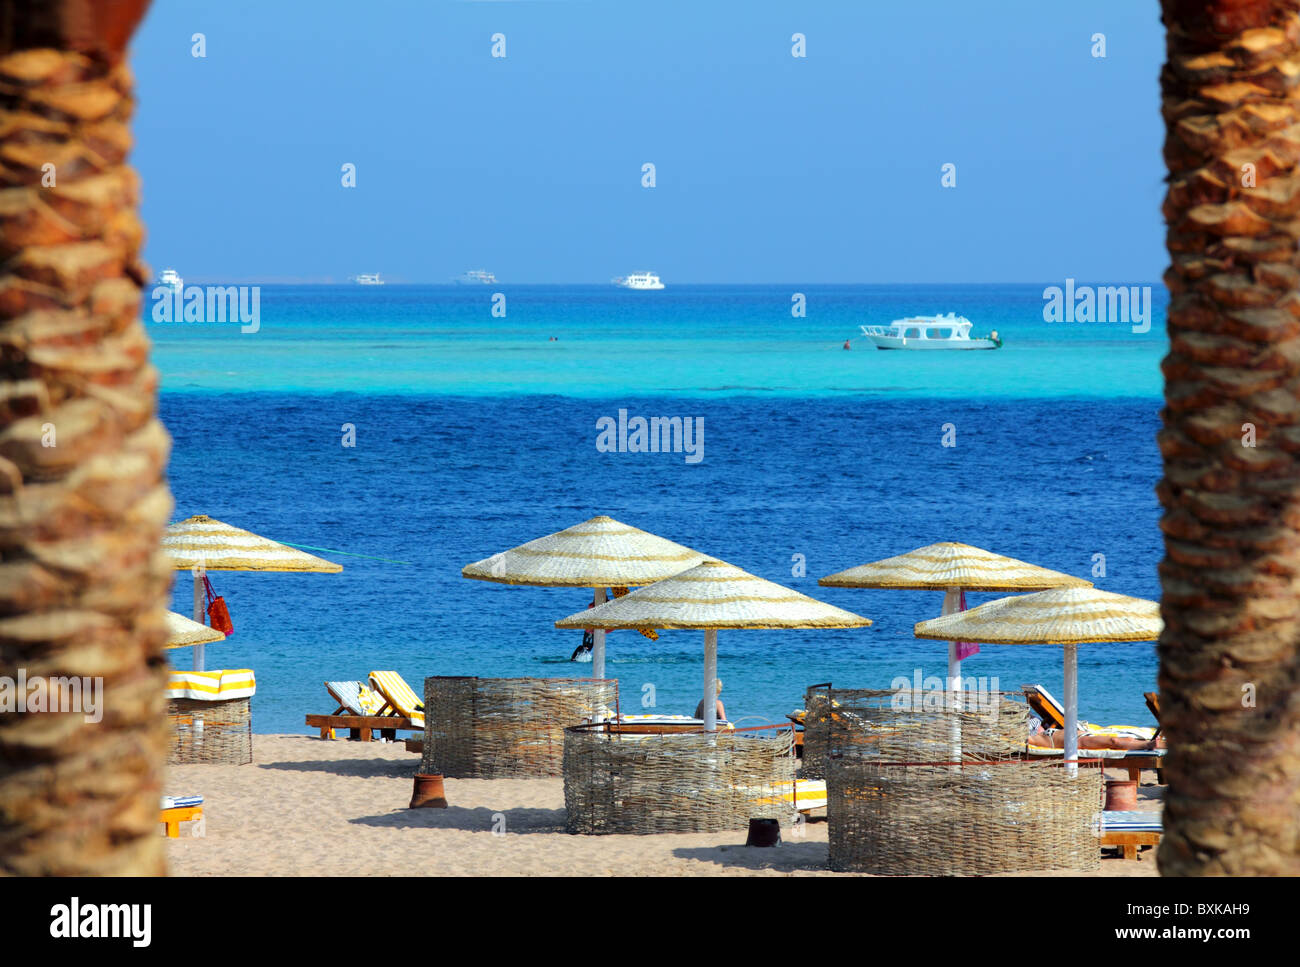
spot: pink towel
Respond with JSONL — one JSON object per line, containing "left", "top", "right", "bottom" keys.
{"left": 955, "top": 590, "right": 980, "bottom": 660}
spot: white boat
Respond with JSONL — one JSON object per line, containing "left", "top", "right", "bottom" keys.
{"left": 614, "top": 272, "right": 665, "bottom": 290}
{"left": 159, "top": 268, "right": 183, "bottom": 291}
{"left": 860, "top": 313, "right": 1001, "bottom": 350}
{"left": 354, "top": 273, "right": 384, "bottom": 285}
{"left": 455, "top": 270, "right": 497, "bottom": 284}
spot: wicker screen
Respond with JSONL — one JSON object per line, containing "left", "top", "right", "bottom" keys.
{"left": 564, "top": 726, "right": 797, "bottom": 834}
{"left": 168, "top": 697, "right": 252, "bottom": 765}
{"left": 421, "top": 676, "right": 618, "bottom": 778}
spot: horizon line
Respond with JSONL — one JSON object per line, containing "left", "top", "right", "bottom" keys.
{"left": 165, "top": 278, "right": 1167, "bottom": 287}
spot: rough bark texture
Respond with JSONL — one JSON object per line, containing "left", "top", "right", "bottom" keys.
{"left": 1159, "top": 0, "right": 1300, "bottom": 875}
{"left": 0, "top": 1, "right": 171, "bottom": 875}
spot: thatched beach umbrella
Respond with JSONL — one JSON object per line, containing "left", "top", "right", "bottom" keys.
{"left": 556, "top": 560, "right": 872, "bottom": 731}
{"left": 163, "top": 514, "right": 342, "bottom": 670}
{"left": 462, "top": 515, "right": 708, "bottom": 679}
{"left": 915, "top": 587, "right": 1162, "bottom": 774}
{"left": 164, "top": 611, "right": 226, "bottom": 650}
{"left": 820, "top": 542, "right": 1092, "bottom": 686}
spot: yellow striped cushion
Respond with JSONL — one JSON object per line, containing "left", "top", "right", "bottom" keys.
{"left": 166, "top": 669, "right": 256, "bottom": 700}
{"left": 357, "top": 685, "right": 385, "bottom": 715}
{"left": 369, "top": 671, "right": 424, "bottom": 728}
{"left": 1081, "top": 722, "right": 1156, "bottom": 740}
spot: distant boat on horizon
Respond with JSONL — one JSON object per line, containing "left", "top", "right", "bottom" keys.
{"left": 353, "top": 273, "right": 384, "bottom": 285}
{"left": 159, "top": 268, "right": 183, "bottom": 291}
{"left": 613, "top": 271, "right": 664, "bottom": 290}
{"left": 455, "top": 270, "right": 497, "bottom": 285}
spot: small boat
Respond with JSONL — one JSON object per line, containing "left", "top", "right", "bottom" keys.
{"left": 455, "top": 270, "right": 497, "bottom": 285}
{"left": 353, "top": 273, "right": 384, "bottom": 285}
{"left": 860, "top": 313, "right": 1001, "bottom": 350}
{"left": 159, "top": 268, "right": 183, "bottom": 291}
{"left": 613, "top": 272, "right": 665, "bottom": 290}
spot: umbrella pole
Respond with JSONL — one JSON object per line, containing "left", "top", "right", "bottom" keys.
{"left": 192, "top": 564, "right": 206, "bottom": 673}
{"left": 591, "top": 587, "right": 607, "bottom": 679}
{"left": 703, "top": 629, "right": 718, "bottom": 733}
{"left": 1063, "top": 642, "right": 1079, "bottom": 777}
{"left": 942, "top": 588, "right": 962, "bottom": 771}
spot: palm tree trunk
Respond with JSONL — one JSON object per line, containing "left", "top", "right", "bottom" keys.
{"left": 1159, "top": 0, "right": 1300, "bottom": 875}
{"left": 0, "top": 0, "right": 170, "bottom": 875}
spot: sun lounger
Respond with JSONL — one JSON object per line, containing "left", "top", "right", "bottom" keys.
{"left": 1026, "top": 742, "right": 1165, "bottom": 781}
{"left": 607, "top": 713, "right": 734, "bottom": 734}
{"left": 369, "top": 671, "right": 425, "bottom": 729}
{"left": 1023, "top": 684, "right": 1067, "bottom": 729}
{"left": 750, "top": 778, "right": 827, "bottom": 814}
{"left": 160, "top": 795, "right": 204, "bottom": 838}
{"left": 1144, "top": 691, "right": 1162, "bottom": 737}
{"left": 305, "top": 679, "right": 419, "bottom": 741}
{"left": 1024, "top": 684, "right": 1155, "bottom": 738}
{"left": 1100, "top": 810, "right": 1162, "bottom": 860}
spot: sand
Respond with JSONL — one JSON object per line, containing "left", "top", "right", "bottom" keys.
{"left": 163, "top": 734, "right": 1163, "bottom": 877}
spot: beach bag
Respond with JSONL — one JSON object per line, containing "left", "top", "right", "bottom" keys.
{"left": 203, "top": 575, "right": 234, "bottom": 635}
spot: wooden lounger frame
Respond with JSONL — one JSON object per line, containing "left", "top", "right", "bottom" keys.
{"left": 1022, "top": 685, "right": 1066, "bottom": 730}
{"left": 1144, "top": 691, "right": 1162, "bottom": 737}
{"left": 306, "top": 706, "right": 417, "bottom": 741}
{"left": 605, "top": 721, "right": 730, "bottom": 735}
{"left": 160, "top": 805, "right": 203, "bottom": 838}
{"left": 1101, "top": 829, "right": 1161, "bottom": 860}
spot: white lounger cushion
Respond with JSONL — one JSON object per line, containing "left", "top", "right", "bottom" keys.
{"left": 1102, "top": 810, "right": 1162, "bottom": 833}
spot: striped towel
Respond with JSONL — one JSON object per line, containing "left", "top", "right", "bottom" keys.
{"left": 161, "top": 795, "right": 204, "bottom": 810}
{"left": 746, "top": 780, "right": 827, "bottom": 811}
{"left": 325, "top": 680, "right": 386, "bottom": 716}
{"left": 1081, "top": 723, "right": 1157, "bottom": 741}
{"left": 1027, "top": 746, "right": 1166, "bottom": 759}
{"left": 166, "top": 669, "right": 256, "bottom": 701}
{"left": 325, "top": 681, "right": 365, "bottom": 715}
{"left": 1102, "top": 810, "right": 1162, "bottom": 833}
{"left": 368, "top": 671, "right": 424, "bottom": 728}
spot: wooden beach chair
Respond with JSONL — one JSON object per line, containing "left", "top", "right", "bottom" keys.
{"left": 1100, "top": 810, "right": 1162, "bottom": 860}
{"left": 1144, "top": 691, "right": 1161, "bottom": 736}
{"left": 368, "top": 671, "right": 426, "bottom": 729}
{"left": 160, "top": 795, "right": 204, "bottom": 838}
{"left": 305, "top": 680, "right": 418, "bottom": 741}
{"left": 1022, "top": 684, "right": 1067, "bottom": 730}
{"left": 1023, "top": 683, "right": 1164, "bottom": 782}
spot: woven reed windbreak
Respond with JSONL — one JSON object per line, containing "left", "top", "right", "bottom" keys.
{"left": 421, "top": 676, "right": 618, "bottom": 778}
{"left": 167, "top": 698, "right": 252, "bottom": 765}
{"left": 827, "top": 758, "right": 1104, "bottom": 875}
{"left": 817, "top": 688, "right": 1101, "bottom": 875}
{"left": 564, "top": 725, "right": 797, "bottom": 834}
{"left": 803, "top": 686, "right": 1031, "bottom": 778}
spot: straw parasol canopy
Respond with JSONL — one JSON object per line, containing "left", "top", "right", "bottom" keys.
{"left": 913, "top": 586, "right": 1160, "bottom": 646}
{"left": 163, "top": 514, "right": 342, "bottom": 671}
{"left": 819, "top": 542, "right": 1093, "bottom": 591}
{"left": 915, "top": 587, "right": 1162, "bottom": 773}
{"left": 164, "top": 610, "right": 226, "bottom": 649}
{"left": 820, "top": 542, "right": 1093, "bottom": 688}
{"left": 556, "top": 560, "right": 871, "bottom": 730}
{"left": 462, "top": 515, "right": 705, "bottom": 588}
{"left": 163, "top": 514, "right": 343, "bottom": 573}
{"left": 463, "top": 515, "right": 709, "bottom": 678}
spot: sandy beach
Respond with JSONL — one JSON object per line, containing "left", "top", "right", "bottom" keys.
{"left": 164, "top": 735, "right": 1162, "bottom": 877}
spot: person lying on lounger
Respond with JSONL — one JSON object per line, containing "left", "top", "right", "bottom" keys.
{"left": 694, "top": 677, "right": 727, "bottom": 723}
{"left": 1027, "top": 715, "right": 1165, "bottom": 752}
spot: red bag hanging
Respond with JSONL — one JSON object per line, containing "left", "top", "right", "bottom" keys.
{"left": 203, "top": 575, "right": 234, "bottom": 636}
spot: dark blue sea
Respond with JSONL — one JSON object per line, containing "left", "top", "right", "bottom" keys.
{"left": 160, "top": 370, "right": 1164, "bottom": 734}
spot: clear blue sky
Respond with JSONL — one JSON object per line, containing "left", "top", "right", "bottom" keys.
{"left": 130, "top": 1, "right": 1164, "bottom": 284}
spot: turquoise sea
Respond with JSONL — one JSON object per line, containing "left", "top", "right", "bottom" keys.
{"left": 153, "top": 283, "right": 1168, "bottom": 735}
